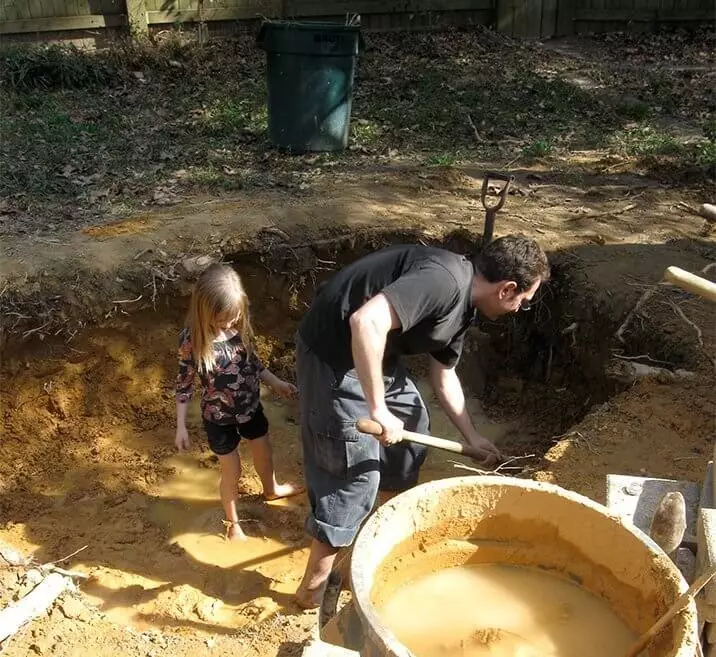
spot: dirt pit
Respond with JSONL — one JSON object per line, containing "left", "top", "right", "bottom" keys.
{"left": 1, "top": 229, "right": 715, "bottom": 657}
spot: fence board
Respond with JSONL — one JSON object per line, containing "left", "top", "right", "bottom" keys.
{"left": 541, "top": 0, "right": 558, "bottom": 36}
{"left": 2, "top": 0, "right": 713, "bottom": 40}
{"left": 574, "top": 8, "right": 715, "bottom": 20}
{"left": 0, "top": 13, "right": 127, "bottom": 33}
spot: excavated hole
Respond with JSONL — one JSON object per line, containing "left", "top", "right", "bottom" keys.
{"left": 1, "top": 228, "right": 696, "bottom": 639}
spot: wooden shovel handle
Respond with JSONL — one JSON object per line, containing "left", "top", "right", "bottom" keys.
{"left": 622, "top": 565, "right": 716, "bottom": 657}
{"left": 664, "top": 266, "right": 716, "bottom": 303}
{"left": 356, "top": 418, "right": 472, "bottom": 456}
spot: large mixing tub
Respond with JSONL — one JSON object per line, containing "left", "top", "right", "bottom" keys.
{"left": 321, "top": 476, "right": 699, "bottom": 657}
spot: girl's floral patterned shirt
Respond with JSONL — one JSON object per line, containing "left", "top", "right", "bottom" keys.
{"left": 175, "top": 328, "right": 265, "bottom": 425}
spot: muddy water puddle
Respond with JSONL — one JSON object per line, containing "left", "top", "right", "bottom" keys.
{"left": 379, "top": 563, "right": 635, "bottom": 657}
{"left": 79, "top": 385, "right": 513, "bottom": 632}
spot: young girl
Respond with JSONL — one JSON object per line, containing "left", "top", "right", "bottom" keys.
{"left": 175, "top": 263, "right": 301, "bottom": 541}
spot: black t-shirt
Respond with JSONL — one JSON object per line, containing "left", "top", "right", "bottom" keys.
{"left": 298, "top": 245, "right": 476, "bottom": 372}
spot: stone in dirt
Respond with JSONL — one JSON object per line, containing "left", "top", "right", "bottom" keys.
{"left": 605, "top": 474, "right": 699, "bottom": 549}
{"left": 194, "top": 597, "right": 223, "bottom": 623}
{"left": 180, "top": 255, "right": 214, "bottom": 278}
{"left": 650, "top": 491, "right": 687, "bottom": 555}
{"left": 241, "top": 596, "right": 280, "bottom": 624}
{"left": 59, "top": 596, "right": 91, "bottom": 622}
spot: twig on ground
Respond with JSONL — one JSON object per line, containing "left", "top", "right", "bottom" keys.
{"left": 151, "top": 271, "right": 157, "bottom": 310}
{"left": 45, "top": 545, "right": 88, "bottom": 567}
{"left": 613, "top": 353, "right": 675, "bottom": 367}
{"left": 466, "top": 114, "right": 483, "bottom": 142}
{"left": 676, "top": 201, "right": 700, "bottom": 216}
{"left": 448, "top": 454, "right": 536, "bottom": 477}
{"left": 112, "top": 294, "right": 142, "bottom": 304}
{"left": 42, "top": 566, "right": 89, "bottom": 580}
{"left": 22, "top": 320, "right": 51, "bottom": 339}
{"left": 594, "top": 203, "right": 637, "bottom": 217}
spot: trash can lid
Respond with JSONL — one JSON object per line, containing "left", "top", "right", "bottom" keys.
{"left": 257, "top": 20, "right": 363, "bottom": 56}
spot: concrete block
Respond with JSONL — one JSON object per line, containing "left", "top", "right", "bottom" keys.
{"left": 706, "top": 621, "right": 716, "bottom": 644}
{"left": 697, "top": 596, "right": 716, "bottom": 624}
{"left": 713, "top": 444, "right": 716, "bottom": 505}
{"left": 606, "top": 474, "right": 699, "bottom": 549}
{"left": 675, "top": 546, "right": 697, "bottom": 584}
{"left": 701, "top": 462, "right": 714, "bottom": 512}
{"left": 697, "top": 508, "right": 716, "bottom": 606}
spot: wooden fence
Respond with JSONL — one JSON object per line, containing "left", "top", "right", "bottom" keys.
{"left": 0, "top": 0, "right": 713, "bottom": 43}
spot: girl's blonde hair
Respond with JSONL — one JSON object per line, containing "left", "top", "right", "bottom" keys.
{"left": 187, "top": 263, "right": 255, "bottom": 373}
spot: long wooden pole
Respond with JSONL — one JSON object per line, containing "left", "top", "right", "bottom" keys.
{"left": 622, "top": 566, "right": 716, "bottom": 657}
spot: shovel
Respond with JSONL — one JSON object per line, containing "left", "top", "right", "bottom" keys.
{"left": 480, "top": 171, "right": 514, "bottom": 244}
{"left": 356, "top": 418, "right": 499, "bottom": 464}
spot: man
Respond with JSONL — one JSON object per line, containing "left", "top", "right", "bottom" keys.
{"left": 294, "top": 235, "right": 550, "bottom": 608}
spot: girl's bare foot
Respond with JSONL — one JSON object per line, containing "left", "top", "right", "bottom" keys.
{"left": 263, "top": 482, "right": 304, "bottom": 501}
{"left": 223, "top": 520, "right": 248, "bottom": 541}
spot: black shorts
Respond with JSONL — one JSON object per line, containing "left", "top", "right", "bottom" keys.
{"left": 202, "top": 404, "right": 269, "bottom": 455}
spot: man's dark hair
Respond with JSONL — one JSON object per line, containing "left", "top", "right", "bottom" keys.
{"left": 473, "top": 235, "right": 550, "bottom": 292}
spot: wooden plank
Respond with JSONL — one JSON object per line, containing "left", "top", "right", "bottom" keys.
{"left": 287, "top": 0, "right": 493, "bottom": 15}
{"left": 496, "top": 0, "right": 514, "bottom": 35}
{"left": 555, "top": 0, "right": 574, "bottom": 35}
{"left": 512, "top": 0, "right": 542, "bottom": 37}
{"left": 12, "top": 0, "right": 32, "bottom": 19}
{"left": 50, "top": 0, "right": 70, "bottom": 19}
{"left": 147, "top": 6, "right": 259, "bottom": 22}
{"left": 541, "top": 0, "right": 558, "bottom": 37}
{"left": 527, "top": 0, "right": 543, "bottom": 37}
{"left": 0, "top": 13, "right": 127, "bottom": 33}
{"left": 1, "top": 0, "right": 22, "bottom": 20}
{"left": 573, "top": 8, "right": 715, "bottom": 20}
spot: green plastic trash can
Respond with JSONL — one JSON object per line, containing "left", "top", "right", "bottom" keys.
{"left": 257, "top": 20, "right": 363, "bottom": 153}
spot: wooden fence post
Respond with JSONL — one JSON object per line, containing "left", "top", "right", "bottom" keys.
{"left": 126, "top": 0, "right": 149, "bottom": 37}
{"left": 496, "top": 0, "right": 515, "bottom": 36}
{"left": 555, "top": 0, "right": 573, "bottom": 36}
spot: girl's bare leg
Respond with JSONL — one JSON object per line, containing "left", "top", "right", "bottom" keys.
{"left": 248, "top": 434, "right": 303, "bottom": 500}
{"left": 218, "top": 450, "right": 247, "bottom": 541}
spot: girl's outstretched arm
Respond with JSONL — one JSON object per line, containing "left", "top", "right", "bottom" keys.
{"left": 260, "top": 369, "right": 298, "bottom": 398}
{"left": 176, "top": 401, "right": 190, "bottom": 450}
{"left": 176, "top": 330, "right": 196, "bottom": 450}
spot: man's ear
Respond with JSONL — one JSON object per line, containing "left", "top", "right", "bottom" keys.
{"left": 497, "top": 281, "right": 518, "bottom": 299}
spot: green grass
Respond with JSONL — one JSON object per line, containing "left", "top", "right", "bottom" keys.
{"left": 424, "top": 153, "right": 458, "bottom": 167}
{"left": 522, "top": 140, "right": 553, "bottom": 158}
{"left": 611, "top": 125, "right": 683, "bottom": 157}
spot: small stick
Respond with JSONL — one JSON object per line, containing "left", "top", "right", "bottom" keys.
{"left": 466, "top": 114, "right": 482, "bottom": 142}
{"left": 622, "top": 566, "right": 716, "bottom": 657}
{"left": 613, "top": 354, "right": 675, "bottom": 367}
{"left": 42, "top": 565, "right": 89, "bottom": 580}
{"left": 22, "top": 320, "right": 51, "bottom": 339}
{"left": 112, "top": 294, "right": 142, "bottom": 304}
{"left": 44, "top": 544, "right": 88, "bottom": 567}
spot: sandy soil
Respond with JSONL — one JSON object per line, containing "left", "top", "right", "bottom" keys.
{"left": 1, "top": 162, "right": 714, "bottom": 656}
